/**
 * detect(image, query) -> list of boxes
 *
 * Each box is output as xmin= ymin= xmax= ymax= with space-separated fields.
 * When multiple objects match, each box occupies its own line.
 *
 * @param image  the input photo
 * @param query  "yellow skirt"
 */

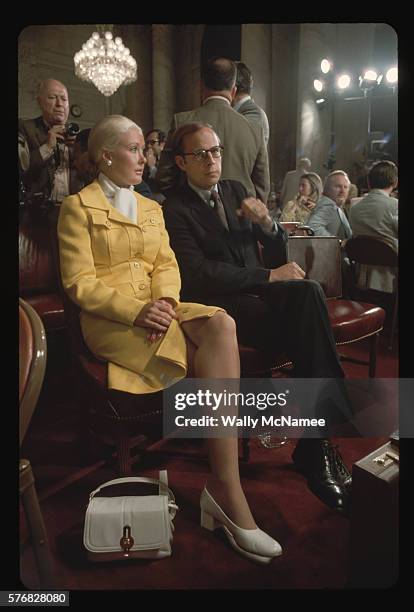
xmin=80 ymin=302 xmax=224 ymax=394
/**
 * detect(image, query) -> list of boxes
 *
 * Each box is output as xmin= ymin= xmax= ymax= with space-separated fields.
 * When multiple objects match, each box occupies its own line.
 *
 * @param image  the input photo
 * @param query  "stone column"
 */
xmin=270 ymin=24 xmax=300 ymax=188
xmin=122 ymin=24 xmax=153 ymax=132
xmin=152 ymin=24 xmax=176 ymax=133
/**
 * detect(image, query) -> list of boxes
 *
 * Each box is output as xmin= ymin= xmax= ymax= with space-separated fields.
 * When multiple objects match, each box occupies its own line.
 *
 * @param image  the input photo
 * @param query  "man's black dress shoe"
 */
xmin=292 ymin=439 xmax=352 ymax=513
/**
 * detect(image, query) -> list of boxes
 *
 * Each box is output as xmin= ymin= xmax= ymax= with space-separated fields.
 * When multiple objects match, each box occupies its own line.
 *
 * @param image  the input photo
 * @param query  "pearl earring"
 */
xmin=106 ymin=159 xmax=112 ymax=167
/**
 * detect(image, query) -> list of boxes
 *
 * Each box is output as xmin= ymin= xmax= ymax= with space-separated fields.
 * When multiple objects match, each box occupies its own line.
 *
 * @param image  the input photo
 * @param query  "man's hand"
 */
xmin=134 ymin=299 xmax=178 ymax=343
xmin=304 ymin=198 xmax=316 ymax=210
xmin=237 ymin=197 xmax=274 ymax=232
xmin=269 ymin=262 xmax=306 ymax=282
xmin=145 ymin=147 xmax=157 ymax=169
xmin=46 ymin=124 xmax=66 ymax=151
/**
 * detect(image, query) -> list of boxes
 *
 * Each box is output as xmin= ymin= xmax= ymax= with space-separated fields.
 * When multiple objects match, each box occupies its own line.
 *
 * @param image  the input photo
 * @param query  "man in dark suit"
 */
xmin=157 ymin=57 xmax=269 ymax=204
xmin=232 ymin=62 xmax=269 ymax=146
xmin=19 ymin=79 xmax=77 ymax=208
xmin=163 ymin=122 xmax=353 ymax=513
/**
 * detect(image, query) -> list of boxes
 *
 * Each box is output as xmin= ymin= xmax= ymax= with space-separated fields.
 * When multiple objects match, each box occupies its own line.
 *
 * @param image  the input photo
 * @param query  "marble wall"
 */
xmin=151 ymin=24 xmax=176 ymax=134
xmin=241 ymin=23 xmax=272 ymax=117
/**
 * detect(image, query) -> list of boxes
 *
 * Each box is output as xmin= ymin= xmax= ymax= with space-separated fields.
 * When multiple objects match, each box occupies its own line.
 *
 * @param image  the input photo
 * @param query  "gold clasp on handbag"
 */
xmin=120 ymin=525 xmax=134 ymax=557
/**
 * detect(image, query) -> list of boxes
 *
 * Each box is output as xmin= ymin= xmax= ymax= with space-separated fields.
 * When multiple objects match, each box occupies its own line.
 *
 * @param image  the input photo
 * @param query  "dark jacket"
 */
xmin=163 ymin=179 xmax=287 ymax=303
xmin=18 ymin=116 xmax=76 ymax=202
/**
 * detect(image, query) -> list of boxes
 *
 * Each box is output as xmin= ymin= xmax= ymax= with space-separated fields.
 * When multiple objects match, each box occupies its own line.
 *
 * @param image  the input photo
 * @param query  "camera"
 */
xmin=65 ymin=122 xmax=80 ymax=138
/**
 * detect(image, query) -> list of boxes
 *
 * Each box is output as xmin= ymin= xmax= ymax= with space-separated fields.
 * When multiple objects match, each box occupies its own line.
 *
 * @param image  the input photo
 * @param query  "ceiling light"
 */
xmin=321 ymin=59 xmax=331 ymax=74
xmin=386 ymin=67 xmax=398 ymax=84
xmin=313 ymin=79 xmax=324 ymax=93
xmin=74 ymin=30 xmax=137 ymax=97
xmin=337 ymin=74 xmax=351 ymax=89
xmin=363 ymin=69 xmax=378 ymax=82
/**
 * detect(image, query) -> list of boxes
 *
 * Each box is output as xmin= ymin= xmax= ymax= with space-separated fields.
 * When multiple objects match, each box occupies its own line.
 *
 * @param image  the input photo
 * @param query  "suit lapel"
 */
xmin=184 ymin=183 xmax=226 ymax=235
xmin=183 ymin=181 xmax=247 ymax=265
xmin=80 ymin=181 xmax=141 ymax=226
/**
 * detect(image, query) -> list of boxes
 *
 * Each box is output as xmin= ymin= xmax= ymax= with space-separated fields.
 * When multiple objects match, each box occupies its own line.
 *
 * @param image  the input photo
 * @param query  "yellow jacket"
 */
xmin=58 ymin=181 xmax=220 ymax=393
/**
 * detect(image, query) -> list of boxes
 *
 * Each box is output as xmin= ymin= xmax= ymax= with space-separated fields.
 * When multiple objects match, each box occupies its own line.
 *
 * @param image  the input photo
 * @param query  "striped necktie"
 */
xmin=210 ymin=190 xmax=229 ymax=230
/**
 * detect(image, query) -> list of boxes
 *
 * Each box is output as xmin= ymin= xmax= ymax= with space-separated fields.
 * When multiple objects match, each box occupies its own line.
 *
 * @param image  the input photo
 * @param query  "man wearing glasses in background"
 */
xmin=163 ymin=121 xmax=354 ymax=516
xmin=143 ymin=128 xmax=166 ymax=193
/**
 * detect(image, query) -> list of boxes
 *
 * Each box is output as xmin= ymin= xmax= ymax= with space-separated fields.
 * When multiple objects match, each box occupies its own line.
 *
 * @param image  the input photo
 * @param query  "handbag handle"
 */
xmin=88 ymin=471 xmax=176 ymax=513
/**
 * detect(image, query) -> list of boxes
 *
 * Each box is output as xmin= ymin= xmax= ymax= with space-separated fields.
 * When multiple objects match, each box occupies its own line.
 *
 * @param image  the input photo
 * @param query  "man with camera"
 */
xmin=19 ymin=79 xmax=79 ymax=210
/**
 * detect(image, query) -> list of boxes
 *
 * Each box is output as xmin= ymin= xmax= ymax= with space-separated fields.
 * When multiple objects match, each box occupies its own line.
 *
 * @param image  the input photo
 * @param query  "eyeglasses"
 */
xmin=146 ymin=139 xmax=160 ymax=146
xmin=182 ymin=145 xmax=224 ymax=162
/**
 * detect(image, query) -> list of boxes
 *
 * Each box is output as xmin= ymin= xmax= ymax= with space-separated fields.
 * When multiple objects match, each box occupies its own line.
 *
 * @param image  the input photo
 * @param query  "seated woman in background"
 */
xmin=57 ymin=115 xmax=281 ymax=564
xmin=343 ymin=182 xmax=359 ymax=220
xmin=279 ymin=172 xmax=322 ymax=224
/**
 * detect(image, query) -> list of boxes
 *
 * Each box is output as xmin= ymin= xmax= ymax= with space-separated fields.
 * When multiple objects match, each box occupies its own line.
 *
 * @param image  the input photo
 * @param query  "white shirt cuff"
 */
xmin=39 ymin=143 xmax=54 ymax=161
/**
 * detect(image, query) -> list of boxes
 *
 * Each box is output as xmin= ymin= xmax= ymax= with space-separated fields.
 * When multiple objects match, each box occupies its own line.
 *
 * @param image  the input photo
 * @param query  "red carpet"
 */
xmin=20 ymin=332 xmax=398 ymax=590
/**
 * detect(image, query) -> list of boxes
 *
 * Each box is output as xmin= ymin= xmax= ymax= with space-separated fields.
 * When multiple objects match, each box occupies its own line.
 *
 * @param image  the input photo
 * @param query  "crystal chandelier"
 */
xmin=74 ymin=30 xmax=137 ymax=97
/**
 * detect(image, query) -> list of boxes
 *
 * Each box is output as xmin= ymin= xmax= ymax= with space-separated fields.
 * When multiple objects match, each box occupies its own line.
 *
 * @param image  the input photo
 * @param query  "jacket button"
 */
xmin=134 ymin=262 xmax=140 ymax=268
xmin=150 ymin=217 xmax=156 ymax=224
xmin=106 ymin=221 xmax=112 ymax=228
xmin=138 ymin=283 xmax=146 ymax=290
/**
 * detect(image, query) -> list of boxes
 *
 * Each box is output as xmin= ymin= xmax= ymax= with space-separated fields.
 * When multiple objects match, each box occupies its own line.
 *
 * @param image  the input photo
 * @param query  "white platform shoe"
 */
xmin=200 ymin=487 xmax=282 ymax=564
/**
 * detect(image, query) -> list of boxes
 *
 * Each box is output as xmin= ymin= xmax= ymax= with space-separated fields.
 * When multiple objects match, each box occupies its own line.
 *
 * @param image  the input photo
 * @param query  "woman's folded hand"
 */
xmin=134 ymin=299 xmax=178 ymax=343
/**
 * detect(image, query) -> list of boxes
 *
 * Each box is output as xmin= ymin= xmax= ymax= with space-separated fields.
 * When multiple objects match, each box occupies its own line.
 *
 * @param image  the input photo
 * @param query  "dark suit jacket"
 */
xmin=134 ymin=180 xmax=153 ymax=199
xmin=19 ymin=116 xmax=55 ymax=200
xmin=163 ymin=180 xmax=287 ymax=303
xmin=157 ymin=98 xmax=270 ymax=203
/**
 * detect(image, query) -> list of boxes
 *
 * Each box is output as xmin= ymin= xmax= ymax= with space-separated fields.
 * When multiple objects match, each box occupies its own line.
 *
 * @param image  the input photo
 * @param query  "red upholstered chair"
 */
xmin=241 ymin=236 xmax=386 ymax=461
xmin=287 ymin=236 xmax=386 ymax=377
xmin=46 ymin=207 xmax=291 ymax=472
xmin=345 ymin=235 xmax=398 ymax=350
xmin=47 ymin=216 xmax=176 ymax=475
xmin=19 ymin=211 xmax=65 ymax=333
xmin=19 ymin=298 xmax=57 ymax=588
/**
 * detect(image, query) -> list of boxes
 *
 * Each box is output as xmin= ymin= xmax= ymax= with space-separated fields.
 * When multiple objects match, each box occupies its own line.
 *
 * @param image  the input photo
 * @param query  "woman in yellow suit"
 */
xmin=58 ymin=115 xmax=281 ymax=563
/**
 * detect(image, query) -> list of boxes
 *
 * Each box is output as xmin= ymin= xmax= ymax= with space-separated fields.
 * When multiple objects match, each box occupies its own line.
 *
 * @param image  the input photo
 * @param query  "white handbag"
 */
xmin=83 ymin=470 xmax=178 ymax=561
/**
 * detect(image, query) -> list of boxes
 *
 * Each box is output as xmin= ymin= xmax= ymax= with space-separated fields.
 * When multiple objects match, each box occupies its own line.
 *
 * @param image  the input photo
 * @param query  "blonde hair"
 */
xmin=324 ymin=170 xmax=350 ymax=191
xmin=300 ymin=172 xmax=323 ymax=202
xmin=88 ymin=115 xmax=142 ymax=164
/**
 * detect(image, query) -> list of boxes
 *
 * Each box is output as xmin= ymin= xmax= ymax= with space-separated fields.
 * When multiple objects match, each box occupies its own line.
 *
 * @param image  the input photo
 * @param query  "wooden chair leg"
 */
xmin=20 ymin=460 xmax=57 ymax=588
xmin=113 ymin=421 xmax=133 ymax=475
xmin=369 ymin=333 xmax=379 ymax=378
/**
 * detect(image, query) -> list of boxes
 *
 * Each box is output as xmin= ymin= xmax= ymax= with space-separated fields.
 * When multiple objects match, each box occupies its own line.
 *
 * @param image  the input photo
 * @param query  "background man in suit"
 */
xmin=143 ymin=128 xmax=166 ymax=195
xmin=308 ymin=170 xmax=353 ymax=296
xmin=157 ymin=57 xmax=269 ymax=204
xmin=308 ymin=171 xmax=353 ymax=240
xmin=349 ymin=160 xmax=398 ymax=293
xmin=19 ymin=79 xmax=77 ymax=207
xmin=232 ymin=61 xmax=269 ymax=146
xmin=163 ymin=122 xmax=353 ymax=514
